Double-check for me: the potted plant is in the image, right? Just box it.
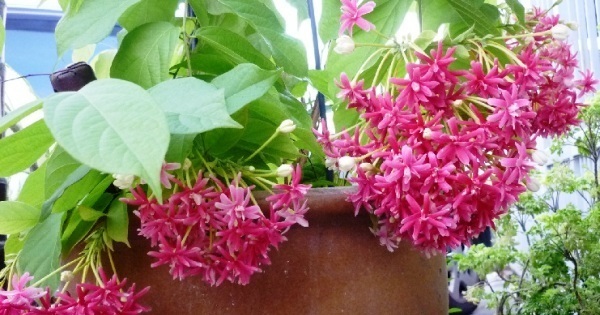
[0,0,595,314]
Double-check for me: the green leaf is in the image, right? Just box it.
[43,79,170,201]
[166,134,196,163]
[106,199,129,245]
[194,27,276,71]
[0,120,55,177]
[318,0,342,42]
[414,30,438,49]
[445,0,500,36]
[308,69,337,101]
[118,0,179,31]
[18,212,63,290]
[421,0,462,32]
[71,44,95,63]
[55,0,142,56]
[40,165,91,220]
[149,77,241,134]
[78,205,106,221]
[201,109,249,156]
[17,163,47,208]
[111,22,181,89]
[212,64,282,114]
[218,0,308,77]
[506,0,525,25]
[0,202,41,234]
[90,49,117,79]
[45,146,82,197]
[0,99,42,135]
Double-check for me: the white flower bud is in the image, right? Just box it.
[325,157,338,170]
[276,164,294,177]
[526,177,541,192]
[531,150,549,166]
[452,99,463,107]
[423,128,432,140]
[566,21,578,31]
[112,174,134,190]
[61,271,74,282]
[359,162,374,172]
[247,166,256,172]
[334,35,355,54]
[338,156,356,172]
[277,119,296,134]
[551,24,571,41]
[182,158,192,171]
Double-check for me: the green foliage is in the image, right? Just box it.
[0,120,54,177]
[454,91,600,314]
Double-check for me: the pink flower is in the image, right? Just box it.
[160,162,181,189]
[267,165,311,210]
[391,64,440,110]
[215,185,262,228]
[339,0,376,36]
[575,70,598,96]
[487,85,535,131]
[464,60,506,97]
[0,273,44,308]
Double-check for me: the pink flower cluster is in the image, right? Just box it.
[123,165,310,286]
[318,10,597,253]
[0,270,149,314]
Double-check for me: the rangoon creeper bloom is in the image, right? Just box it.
[277,164,294,177]
[338,156,356,172]
[551,24,571,40]
[112,174,135,190]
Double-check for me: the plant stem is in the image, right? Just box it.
[243,130,279,162]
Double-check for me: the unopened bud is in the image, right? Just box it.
[452,99,463,107]
[112,174,134,190]
[551,24,571,41]
[338,156,356,172]
[61,271,74,282]
[334,35,355,54]
[359,162,374,172]
[325,157,338,170]
[531,150,549,166]
[526,177,541,192]
[182,158,192,171]
[276,164,294,177]
[565,21,578,31]
[277,119,296,134]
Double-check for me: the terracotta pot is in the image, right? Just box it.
[111,187,449,314]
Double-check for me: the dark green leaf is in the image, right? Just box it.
[18,213,63,290]
[166,134,196,163]
[212,64,282,114]
[40,165,91,220]
[445,0,500,36]
[106,199,130,245]
[78,205,106,221]
[111,22,181,89]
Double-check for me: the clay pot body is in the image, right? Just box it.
[112,187,449,315]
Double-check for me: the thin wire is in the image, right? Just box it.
[1,73,52,83]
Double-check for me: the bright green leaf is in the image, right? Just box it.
[78,205,106,221]
[18,212,63,290]
[118,0,179,31]
[318,0,342,42]
[0,120,55,177]
[55,0,142,56]
[166,134,196,163]
[90,49,117,79]
[149,77,241,134]
[0,18,5,51]
[40,165,91,220]
[445,0,500,36]
[414,30,438,49]
[0,99,42,135]
[43,79,170,201]
[106,199,129,245]
[71,44,95,63]
[212,64,282,114]
[218,0,308,77]
[0,202,41,234]
[17,163,47,208]
[111,22,181,89]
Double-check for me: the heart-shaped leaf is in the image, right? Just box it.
[111,22,181,89]
[43,79,170,200]
[149,77,241,134]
